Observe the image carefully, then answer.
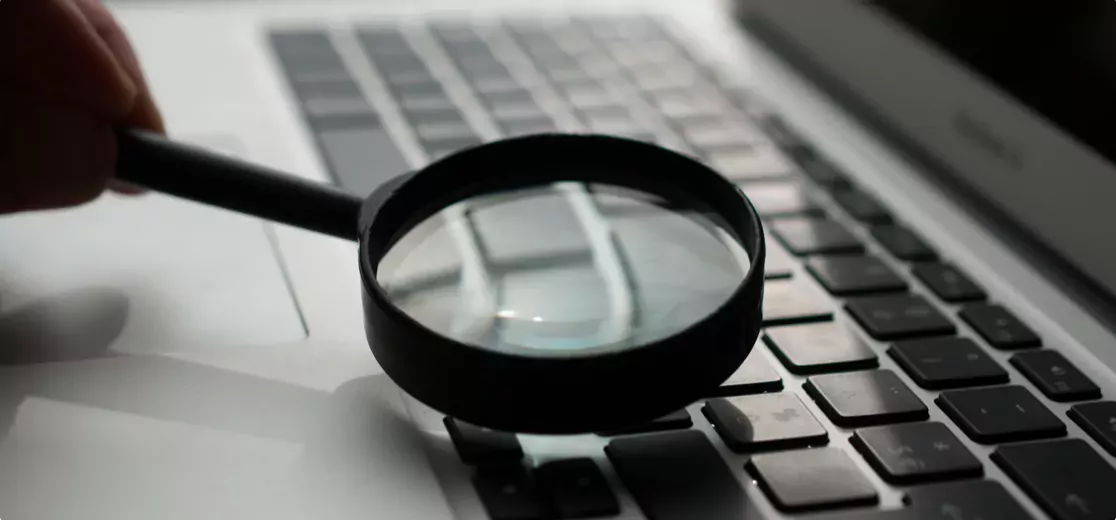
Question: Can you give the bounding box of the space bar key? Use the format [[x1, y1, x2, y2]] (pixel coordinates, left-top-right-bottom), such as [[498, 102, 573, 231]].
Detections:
[[605, 430, 747, 520]]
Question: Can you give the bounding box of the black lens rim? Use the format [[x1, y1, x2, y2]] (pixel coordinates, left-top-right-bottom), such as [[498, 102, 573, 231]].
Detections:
[[357, 134, 765, 433]]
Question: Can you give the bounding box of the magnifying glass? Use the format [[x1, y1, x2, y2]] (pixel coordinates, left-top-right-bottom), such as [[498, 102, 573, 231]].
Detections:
[[116, 130, 766, 434]]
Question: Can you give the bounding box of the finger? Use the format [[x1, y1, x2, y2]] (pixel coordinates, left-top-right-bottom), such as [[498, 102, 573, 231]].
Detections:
[[73, 0, 166, 135], [0, 0, 137, 120], [0, 99, 116, 215]]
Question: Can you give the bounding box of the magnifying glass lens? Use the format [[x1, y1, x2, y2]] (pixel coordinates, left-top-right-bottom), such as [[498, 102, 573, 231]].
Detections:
[[377, 182, 750, 356]]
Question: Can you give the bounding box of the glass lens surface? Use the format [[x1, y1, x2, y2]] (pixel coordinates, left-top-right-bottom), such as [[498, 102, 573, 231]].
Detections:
[[376, 182, 749, 356]]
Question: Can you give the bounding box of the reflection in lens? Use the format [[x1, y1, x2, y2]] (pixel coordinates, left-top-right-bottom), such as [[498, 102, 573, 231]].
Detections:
[[376, 182, 750, 356]]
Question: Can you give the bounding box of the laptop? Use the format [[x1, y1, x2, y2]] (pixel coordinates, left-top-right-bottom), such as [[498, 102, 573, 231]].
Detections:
[[2, 0, 1114, 518]]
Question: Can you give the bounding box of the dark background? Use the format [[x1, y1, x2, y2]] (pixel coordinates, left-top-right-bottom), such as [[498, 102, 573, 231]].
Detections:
[[867, 1, 1116, 165]]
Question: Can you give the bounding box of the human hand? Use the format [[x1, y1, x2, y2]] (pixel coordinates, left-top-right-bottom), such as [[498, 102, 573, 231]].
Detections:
[[0, 0, 164, 214]]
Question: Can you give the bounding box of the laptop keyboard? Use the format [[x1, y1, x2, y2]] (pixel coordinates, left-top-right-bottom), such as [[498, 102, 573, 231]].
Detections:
[[268, 16, 1116, 520]]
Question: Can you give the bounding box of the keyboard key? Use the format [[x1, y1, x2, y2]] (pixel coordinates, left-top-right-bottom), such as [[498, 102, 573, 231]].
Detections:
[[382, 68, 438, 87], [992, 439, 1116, 520], [708, 148, 794, 181], [413, 121, 476, 141], [681, 121, 760, 151], [478, 88, 536, 107], [490, 103, 549, 123], [763, 321, 878, 374], [599, 409, 692, 436], [534, 459, 620, 519], [743, 182, 822, 219], [420, 135, 483, 155], [397, 93, 457, 112], [387, 79, 445, 97], [911, 262, 986, 303], [1067, 401, 1116, 456], [817, 480, 1034, 520], [652, 89, 724, 122], [807, 255, 907, 295], [805, 370, 928, 427], [500, 118, 560, 137], [851, 422, 983, 484], [764, 236, 794, 279], [846, 294, 956, 340], [937, 386, 1066, 444], [831, 188, 891, 223], [770, 218, 863, 256], [1011, 350, 1101, 402], [959, 303, 1041, 350], [704, 393, 828, 453], [889, 337, 1008, 389], [606, 431, 747, 520], [746, 447, 878, 512], [303, 101, 381, 129], [796, 155, 851, 189], [402, 107, 468, 126], [762, 278, 834, 326], [904, 481, 1030, 520], [714, 350, 783, 395], [317, 127, 410, 195], [473, 467, 546, 520], [444, 417, 524, 465], [871, 225, 937, 262], [292, 79, 363, 99]]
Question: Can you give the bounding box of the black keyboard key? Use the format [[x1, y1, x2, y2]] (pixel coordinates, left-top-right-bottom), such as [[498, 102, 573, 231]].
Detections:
[[936, 386, 1065, 444], [770, 218, 863, 256], [797, 155, 851, 189], [762, 278, 834, 326], [832, 189, 892, 223], [534, 459, 620, 519], [992, 439, 1116, 520], [1011, 350, 1101, 402], [807, 255, 907, 296], [846, 294, 955, 340], [703, 393, 828, 453], [904, 481, 1031, 520], [474, 467, 545, 520], [1068, 401, 1116, 456], [764, 321, 877, 374], [888, 337, 1008, 389], [444, 417, 523, 466], [912, 262, 986, 303], [851, 422, 982, 484], [816, 480, 1034, 520], [317, 127, 410, 195], [606, 431, 746, 520], [599, 409, 691, 436], [805, 370, 928, 427], [872, 225, 937, 262], [746, 447, 878, 512], [744, 182, 822, 219], [715, 350, 783, 395], [959, 303, 1041, 350]]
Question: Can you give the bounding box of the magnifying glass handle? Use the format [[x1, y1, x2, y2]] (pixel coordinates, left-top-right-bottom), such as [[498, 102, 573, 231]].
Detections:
[[115, 129, 363, 241]]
